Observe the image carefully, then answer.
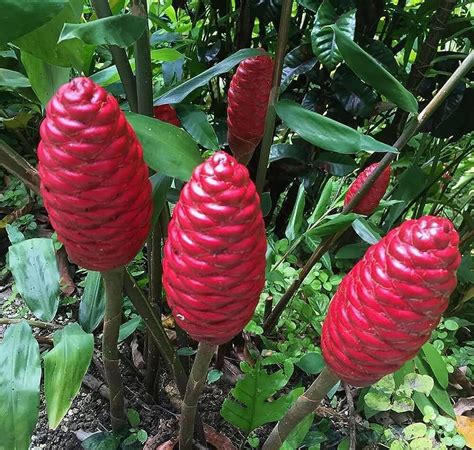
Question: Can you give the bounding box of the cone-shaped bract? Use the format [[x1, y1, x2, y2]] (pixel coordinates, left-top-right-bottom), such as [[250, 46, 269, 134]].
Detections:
[[344, 163, 391, 215], [322, 216, 461, 386], [38, 77, 152, 271], [153, 104, 181, 127], [227, 55, 273, 161], [163, 151, 266, 345]]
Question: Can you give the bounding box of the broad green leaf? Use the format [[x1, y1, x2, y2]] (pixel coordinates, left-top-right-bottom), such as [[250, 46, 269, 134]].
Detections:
[[207, 369, 223, 384], [155, 48, 266, 105], [415, 356, 454, 417], [404, 423, 427, 440], [8, 238, 60, 321], [352, 218, 381, 244], [59, 15, 146, 47], [276, 100, 397, 154], [0, 321, 41, 450], [118, 316, 143, 342], [0, 0, 68, 45], [412, 391, 438, 418], [392, 395, 415, 413], [150, 173, 172, 226], [311, 0, 355, 69], [364, 389, 391, 412], [175, 104, 219, 150], [308, 179, 334, 225], [421, 343, 449, 389], [296, 352, 325, 375], [335, 242, 367, 260], [79, 271, 105, 333], [281, 44, 317, 92], [0, 69, 31, 89], [221, 362, 303, 434], [126, 112, 202, 181], [333, 26, 418, 113], [305, 212, 360, 238], [80, 431, 121, 449], [151, 48, 184, 62], [314, 152, 358, 176], [15, 0, 85, 70], [285, 183, 306, 241], [281, 413, 314, 450], [44, 323, 94, 428], [403, 373, 434, 395], [21, 52, 70, 106], [269, 143, 310, 165]]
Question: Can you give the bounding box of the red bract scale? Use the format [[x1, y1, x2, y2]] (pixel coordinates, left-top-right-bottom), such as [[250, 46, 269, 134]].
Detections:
[[227, 54, 273, 160], [38, 77, 152, 272], [344, 163, 391, 215], [153, 104, 181, 127], [163, 151, 266, 345], [322, 216, 460, 386]]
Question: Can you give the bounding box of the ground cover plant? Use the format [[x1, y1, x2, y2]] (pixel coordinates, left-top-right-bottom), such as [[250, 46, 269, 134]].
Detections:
[[0, 0, 472, 449]]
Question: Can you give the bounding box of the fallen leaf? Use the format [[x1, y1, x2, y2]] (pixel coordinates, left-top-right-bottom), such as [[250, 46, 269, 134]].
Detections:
[[456, 415, 474, 448], [454, 397, 474, 416]]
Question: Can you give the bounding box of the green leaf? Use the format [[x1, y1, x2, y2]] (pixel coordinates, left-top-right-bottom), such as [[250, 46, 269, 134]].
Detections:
[[150, 173, 172, 227], [177, 347, 197, 356], [0, 321, 41, 450], [175, 104, 219, 150], [0, 0, 68, 45], [403, 373, 434, 395], [126, 408, 140, 427], [221, 362, 302, 434], [275, 100, 397, 154], [269, 143, 310, 165], [20, 52, 70, 106], [155, 48, 266, 105], [15, 0, 85, 70], [296, 352, 325, 375], [364, 389, 391, 412], [281, 413, 314, 450], [391, 395, 415, 413], [0, 69, 31, 89], [285, 183, 306, 241], [281, 44, 317, 92], [314, 152, 358, 176], [118, 316, 142, 342], [81, 431, 121, 449], [421, 343, 449, 389], [352, 218, 381, 244], [335, 243, 367, 260], [308, 179, 334, 225], [126, 112, 202, 181], [44, 323, 94, 429], [8, 238, 60, 321], [207, 369, 223, 384], [306, 212, 359, 238], [58, 15, 146, 47], [332, 26, 418, 113], [403, 423, 427, 439], [79, 271, 105, 333], [311, 0, 355, 69]]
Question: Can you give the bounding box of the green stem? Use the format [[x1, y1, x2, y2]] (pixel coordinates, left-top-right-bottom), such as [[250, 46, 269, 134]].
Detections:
[[262, 368, 339, 450], [132, 0, 154, 117], [179, 342, 217, 450], [0, 138, 40, 195], [91, 0, 138, 112], [0, 318, 61, 330], [101, 267, 127, 432], [255, 0, 293, 194], [263, 51, 474, 335]]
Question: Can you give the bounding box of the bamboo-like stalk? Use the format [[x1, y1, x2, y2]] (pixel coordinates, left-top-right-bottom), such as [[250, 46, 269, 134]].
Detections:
[[101, 267, 127, 431], [0, 318, 61, 329], [262, 368, 340, 449], [179, 342, 217, 450], [91, 0, 138, 112], [263, 51, 474, 334], [255, 0, 293, 194]]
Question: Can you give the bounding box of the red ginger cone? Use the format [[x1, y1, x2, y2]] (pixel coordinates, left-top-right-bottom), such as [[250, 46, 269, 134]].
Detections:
[[227, 54, 273, 161], [163, 151, 266, 345], [153, 104, 181, 127], [38, 77, 152, 272], [322, 216, 461, 386], [344, 163, 391, 215]]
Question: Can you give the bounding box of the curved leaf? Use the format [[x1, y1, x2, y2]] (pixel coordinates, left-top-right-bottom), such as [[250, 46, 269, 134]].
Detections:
[[311, 1, 355, 69], [126, 112, 202, 181], [154, 48, 266, 105], [175, 104, 219, 150], [0, 321, 41, 450], [59, 15, 146, 47], [0, 69, 31, 89], [8, 238, 60, 322], [333, 26, 418, 113], [0, 0, 68, 45], [44, 323, 94, 429], [276, 99, 397, 154], [281, 44, 317, 92], [79, 271, 105, 333]]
